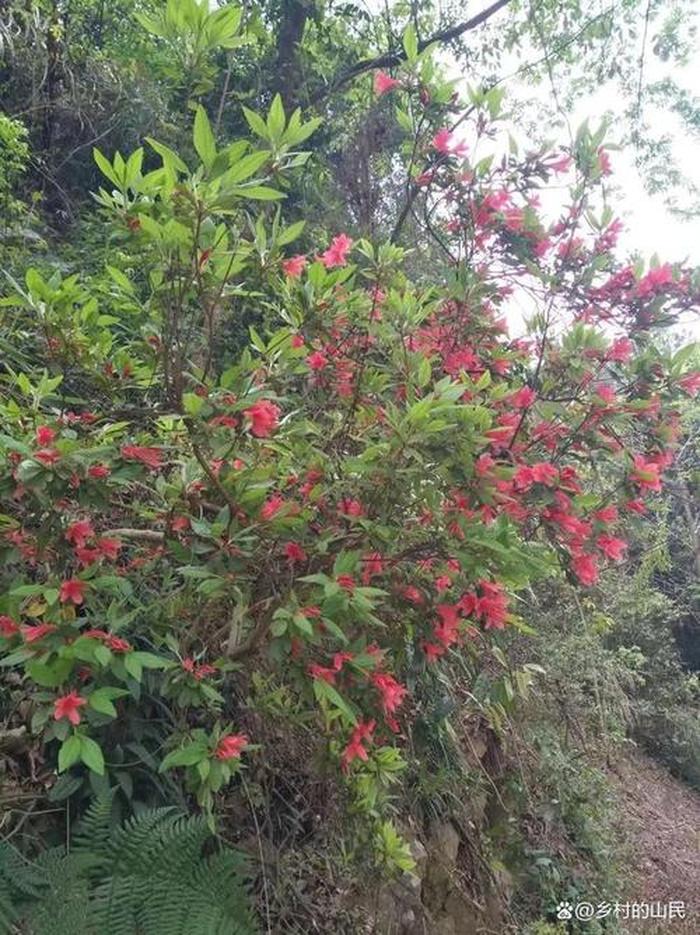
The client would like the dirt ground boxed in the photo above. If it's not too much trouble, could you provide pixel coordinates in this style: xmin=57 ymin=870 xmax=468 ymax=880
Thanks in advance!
xmin=610 ymin=749 xmax=700 ymax=934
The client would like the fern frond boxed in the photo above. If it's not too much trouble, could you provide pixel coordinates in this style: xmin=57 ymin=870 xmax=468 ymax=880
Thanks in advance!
xmin=1 ymin=803 xmax=259 ymax=935
xmin=72 ymin=791 xmax=117 ymax=860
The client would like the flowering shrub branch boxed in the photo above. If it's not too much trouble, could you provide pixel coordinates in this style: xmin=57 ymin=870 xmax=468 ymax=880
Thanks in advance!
xmin=1 ymin=34 xmax=698 ymax=867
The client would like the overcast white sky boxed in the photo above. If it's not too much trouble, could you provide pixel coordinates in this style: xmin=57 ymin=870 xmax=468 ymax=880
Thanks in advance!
xmin=530 ymin=63 xmax=700 ymax=269
xmin=442 ymin=2 xmax=700 ymax=334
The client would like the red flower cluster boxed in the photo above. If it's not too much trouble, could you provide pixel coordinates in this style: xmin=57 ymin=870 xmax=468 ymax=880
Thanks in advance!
xmin=214 ymin=733 xmax=248 ymax=760
xmin=54 ymin=691 xmax=87 ymax=725
xmin=245 ymin=399 xmax=280 ymax=438
xmin=182 ymin=657 xmax=217 ymax=680
xmin=341 ymin=719 xmax=375 ymax=770
xmin=121 ymin=445 xmax=163 ymax=469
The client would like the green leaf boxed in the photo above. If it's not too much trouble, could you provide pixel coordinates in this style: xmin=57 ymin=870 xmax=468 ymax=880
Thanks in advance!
xmin=124 ymin=654 xmax=142 ymax=681
xmin=94 ymin=644 xmax=111 ymax=667
xmin=88 ymin=689 xmax=118 ymax=717
xmin=417 ymin=356 xmax=432 ymax=387
xmin=277 ymin=220 xmax=305 ymax=246
xmin=235 ymin=185 xmax=284 ymax=201
xmin=80 ymin=736 xmax=105 ymax=775
xmin=49 ymin=772 xmax=83 ymax=801
xmin=242 ymin=107 xmax=269 ymax=141
xmin=107 ymin=266 xmax=135 ymax=293
xmin=132 ymin=651 xmax=168 ymax=669
xmin=0 ymin=648 xmax=32 ymax=667
xmin=266 ymin=94 xmax=286 ymax=141
xmin=27 ymin=658 xmax=73 ymax=687
xmin=222 ymin=151 xmax=270 ymax=185
xmin=58 ymin=735 xmax=82 ymax=772
xmin=146 ymin=137 xmax=189 ymax=173
xmin=193 ymin=106 xmax=216 ymax=169
xmin=313 ymin=679 xmax=357 ymax=725
xmin=403 ymin=24 xmax=418 ymax=62
xmin=183 ymin=392 xmax=204 ymax=416
xmin=160 ymin=743 xmax=208 ymax=771
xmin=93 ymin=148 xmax=120 ymax=187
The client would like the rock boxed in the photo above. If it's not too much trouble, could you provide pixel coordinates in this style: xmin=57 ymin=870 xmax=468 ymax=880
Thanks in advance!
xmin=429 ymin=820 xmax=460 ymax=866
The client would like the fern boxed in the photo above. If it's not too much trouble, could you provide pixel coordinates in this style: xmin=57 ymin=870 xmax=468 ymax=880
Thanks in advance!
xmin=0 ymin=800 xmax=257 ymax=935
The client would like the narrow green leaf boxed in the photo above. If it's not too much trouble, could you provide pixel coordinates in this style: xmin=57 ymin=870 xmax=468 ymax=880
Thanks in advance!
xmin=193 ymin=106 xmax=216 ymax=169
xmin=80 ymin=736 xmax=105 ymax=775
xmin=58 ymin=735 xmax=82 ymax=772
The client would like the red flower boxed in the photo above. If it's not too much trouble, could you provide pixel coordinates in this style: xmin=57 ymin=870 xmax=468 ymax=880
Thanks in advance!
xmin=571 ymin=552 xmax=599 ymax=586
xmin=35 ymin=448 xmax=61 ymax=467
xmin=65 ymin=520 xmax=95 ymax=548
xmin=106 ymin=635 xmax=132 ymax=653
xmin=337 ymin=574 xmax=355 ymax=592
xmin=282 ymin=254 xmax=307 ymax=278
xmin=475 ymin=454 xmax=495 ymax=476
xmin=306 ymin=350 xmax=329 ymax=371
xmin=0 ymin=615 xmax=20 ymax=637
xmin=121 ymin=445 xmax=163 ymax=469
xmin=284 ymin=541 xmax=307 ymax=563
xmin=607 ymin=337 xmax=633 ymax=362
xmin=309 ymin=663 xmax=337 ymax=684
xmin=338 ymin=498 xmax=364 ymax=517
xmin=290 ymin=334 xmax=305 ymax=349
xmin=679 ymin=372 xmax=700 ymax=396
xmin=597 ymin=535 xmax=627 ymax=562
xmin=36 ymin=425 xmax=56 ymax=446
xmin=320 ymin=234 xmax=353 ymax=269
xmin=361 ymin=552 xmax=384 ymax=585
xmin=76 ymin=547 xmax=102 ymax=566
xmin=88 ymin=463 xmax=111 ymax=479
xmin=477 ymin=580 xmax=509 ymax=630
xmin=333 ymin=652 xmax=353 ymax=671
xmin=431 ymin=128 xmax=468 ymax=157
xmin=84 ymin=628 xmax=109 ymax=640
xmin=341 ymin=719 xmax=375 ymax=770
xmin=214 ymin=733 xmax=249 ymax=760
xmin=22 ymin=623 xmax=57 ymax=643
xmin=59 ymin=578 xmax=88 ymax=605
xmin=434 ymin=603 xmax=461 ymax=647
xmin=97 ymin=537 xmax=121 ymax=561
xmin=594 ymin=505 xmax=618 ymax=525
xmin=53 ymin=692 xmax=88 ymax=726
xmin=245 ymin=399 xmax=281 ymax=438
xmin=374 ymin=71 xmax=400 ymax=95
xmin=435 ymin=574 xmax=452 ymax=592
xmin=260 ymin=493 xmax=286 ymax=521
xmin=531 ymin=462 xmax=558 ymax=485
xmin=371 ymin=672 xmax=407 ymax=716
xmin=546 ymin=153 xmax=573 ymax=174
xmin=403 ymin=585 xmax=424 ymax=605
xmin=630 ymin=455 xmax=662 ymax=493
xmin=512 ymin=386 xmax=536 ymax=408
xmin=422 ymin=641 xmax=444 ymax=663
xmin=194 ymin=663 xmax=216 ymax=681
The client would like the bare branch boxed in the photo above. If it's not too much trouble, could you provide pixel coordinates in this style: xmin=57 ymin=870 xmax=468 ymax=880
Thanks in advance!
xmin=311 ymin=0 xmax=513 ymax=103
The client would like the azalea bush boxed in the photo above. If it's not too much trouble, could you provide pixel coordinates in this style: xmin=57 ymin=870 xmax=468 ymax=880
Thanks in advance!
xmin=1 ymin=14 xmax=698 ymax=875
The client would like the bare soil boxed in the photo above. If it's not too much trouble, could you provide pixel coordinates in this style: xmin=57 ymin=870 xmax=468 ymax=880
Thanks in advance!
xmin=610 ymin=749 xmax=699 ymax=933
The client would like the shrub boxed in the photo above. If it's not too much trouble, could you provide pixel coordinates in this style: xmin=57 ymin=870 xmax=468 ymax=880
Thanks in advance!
xmin=0 ymin=14 xmax=698 ymax=880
